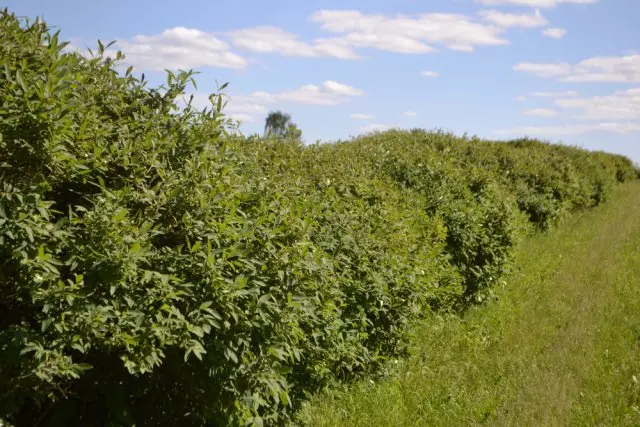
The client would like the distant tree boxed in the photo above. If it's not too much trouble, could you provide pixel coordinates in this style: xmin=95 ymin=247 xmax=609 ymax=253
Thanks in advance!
xmin=264 ymin=110 xmax=291 ymax=137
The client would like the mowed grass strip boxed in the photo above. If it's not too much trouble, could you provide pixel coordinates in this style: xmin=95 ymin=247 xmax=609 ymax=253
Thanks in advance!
xmin=298 ymin=182 xmax=640 ymax=427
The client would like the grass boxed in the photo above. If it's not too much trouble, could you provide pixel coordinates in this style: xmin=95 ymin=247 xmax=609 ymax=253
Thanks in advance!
xmin=298 ymin=181 xmax=640 ymax=426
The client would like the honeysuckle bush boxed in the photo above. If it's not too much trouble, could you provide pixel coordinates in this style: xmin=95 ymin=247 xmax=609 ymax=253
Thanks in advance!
xmin=1 ymin=10 xmax=638 ymax=426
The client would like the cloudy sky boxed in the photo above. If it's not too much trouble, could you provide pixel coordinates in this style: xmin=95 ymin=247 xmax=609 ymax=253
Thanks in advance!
xmin=7 ymin=0 xmax=640 ymax=162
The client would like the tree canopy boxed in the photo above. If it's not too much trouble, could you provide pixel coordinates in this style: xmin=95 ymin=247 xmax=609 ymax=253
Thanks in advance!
xmin=264 ymin=110 xmax=291 ymax=136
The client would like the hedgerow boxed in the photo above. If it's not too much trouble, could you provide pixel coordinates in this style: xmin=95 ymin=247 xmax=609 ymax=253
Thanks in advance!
xmin=1 ymin=10 xmax=638 ymax=426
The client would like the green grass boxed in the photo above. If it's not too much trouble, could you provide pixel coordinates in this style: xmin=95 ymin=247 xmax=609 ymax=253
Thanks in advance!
xmin=298 ymin=181 xmax=640 ymax=426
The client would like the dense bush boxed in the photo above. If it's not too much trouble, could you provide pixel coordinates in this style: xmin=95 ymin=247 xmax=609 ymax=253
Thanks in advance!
xmin=1 ymin=11 xmax=637 ymax=426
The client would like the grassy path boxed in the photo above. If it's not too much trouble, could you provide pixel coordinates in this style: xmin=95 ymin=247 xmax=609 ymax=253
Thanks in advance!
xmin=299 ymin=182 xmax=640 ymax=426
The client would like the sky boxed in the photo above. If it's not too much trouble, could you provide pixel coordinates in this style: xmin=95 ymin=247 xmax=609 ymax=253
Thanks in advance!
xmin=5 ymin=0 xmax=640 ymax=163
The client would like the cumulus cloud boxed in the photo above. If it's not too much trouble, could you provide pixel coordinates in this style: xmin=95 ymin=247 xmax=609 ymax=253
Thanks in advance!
xmin=227 ymin=8 xmax=562 ymax=60
xmin=109 ymin=27 xmax=247 ymax=70
xmin=224 ymin=97 xmax=269 ymax=121
xmin=186 ymin=93 xmax=267 ymax=122
xmin=566 ymin=55 xmax=640 ymax=82
xmin=513 ymin=62 xmax=573 ymax=77
xmin=262 ymin=80 xmax=362 ymax=104
xmin=248 ymin=82 xmax=363 ymax=106
xmin=514 ymin=54 xmax=640 ymax=82
xmin=555 ymin=88 xmax=640 ymax=120
xmin=542 ymin=28 xmax=567 ymax=39
xmin=531 ymin=90 xmax=579 ymax=97
xmin=500 ymin=88 xmax=640 ymax=137
xmin=494 ymin=122 xmax=640 ymax=136
xmin=323 ymin=32 xmax=435 ymax=54
xmin=515 ymin=91 xmax=578 ymax=101
xmin=478 ymin=9 xmax=548 ymax=28
xmin=192 ymin=80 xmax=364 ymax=122
xmin=523 ymin=108 xmax=560 ymax=117
xmin=322 ymin=80 xmax=363 ymax=96
xmin=421 ymin=71 xmax=439 ymax=78
xmin=476 ymin=0 xmax=597 ymax=8
xmin=309 ymin=10 xmax=510 ymax=54
xmin=512 ymin=88 xmax=640 ymax=123
xmin=228 ymin=26 xmax=360 ymax=59
xmin=350 ymin=113 xmax=375 ymax=120
xmin=227 ymin=113 xmax=255 ymax=123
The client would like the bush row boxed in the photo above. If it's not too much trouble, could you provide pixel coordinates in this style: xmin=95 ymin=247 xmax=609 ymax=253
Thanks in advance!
xmin=1 ymin=11 xmax=637 ymax=426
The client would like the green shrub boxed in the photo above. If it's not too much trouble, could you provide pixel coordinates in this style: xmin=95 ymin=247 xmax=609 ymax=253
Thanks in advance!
xmin=0 ymin=12 xmax=452 ymax=425
xmin=0 ymin=10 xmax=637 ymax=426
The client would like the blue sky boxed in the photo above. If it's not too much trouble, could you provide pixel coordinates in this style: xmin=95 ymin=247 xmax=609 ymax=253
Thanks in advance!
xmin=6 ymin=0 xmax=640 ymax=162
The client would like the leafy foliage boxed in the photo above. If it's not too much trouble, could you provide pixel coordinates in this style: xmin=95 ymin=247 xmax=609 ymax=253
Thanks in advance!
xmin=0 ymin=10 xmax=637 ymax=426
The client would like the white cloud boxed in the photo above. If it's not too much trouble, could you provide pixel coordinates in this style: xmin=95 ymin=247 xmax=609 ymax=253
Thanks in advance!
xmin=329 ymin=32 xmax=436 ymax=54
xmin=402 ymin=111 xmax=418 ymax=117
xmin=555 ymin=88 xmax=640 ymax=120
xmin=567 ymin=55 xmax=640 ymax=82
xmin=351 ymin=113 xmax=376 ymax=120
xmin=229 ymin=113 xmax=255 ymax=123
xmin=513 ymin=62 xmax=573 ymax=77
xmin=523 ymin=108 xmax=560 ymax=117
xmin=260 ymin=81 xmax=363 ymax=105
xmin=515 ymin=91 xmax=578 ymax=101
xmin=478 ymin=9 xmax=548 ymax=28
xmin=531 ymin=90 xmax=579 ymax=97
xmin=225 ymin=97 xmax=269 ymax=117
xmin=359 ymin=123 xmax=393 ymax=133
xmin=228 ymin=26 xmax=360 ymax=59
xmin=313 ymin=38 xmax=363 ymax=59
xmin=449 ymin=44 xmax=475 ymax=52
xmin=323 ymin=80 xmax=363 ymax=96
xmin=510 ymin=88 xmax=640 ymax=132
xmin=109 ymin=27 xmax=247 ymax=70
xmin=542 ymin=28 xmax=567 ymax=39
xmin=421 ymin=71 xmax=439 ymax=78
xmin=189 ymin=80 xmax=363 ymax=122
xmin=309 ymin=10 xmax=510 ymax=54
xmin=476 ymin=0 xmax=597 ymax=8
xmin=494 ymin=122 xmax=640 ymax=136
xmin=187 ymin=93 xmax=267 ymax=123
xmin=515 ymin=54 xmax=640 ymax=82
xmin=227 ymin=8 xmax=558 ymax=62
xmin=498 ymin=88 xmax=640 ymax=137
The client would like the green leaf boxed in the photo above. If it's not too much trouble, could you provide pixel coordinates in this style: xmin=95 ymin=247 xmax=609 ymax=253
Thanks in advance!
xmin=113 ymin=209 xmax=127 ymax=222
xmin=130 ymin=241 xmax=141 ymax=254
xmin=224 ymin=348 xmax=238 ymax=364
xmin=190 ymin=241 xmax=201 ymax=253
xmin=75 ymin=363 xmax=93 ymax=372
xmin=15 ymin=69 xmax=27 ymax=92
xmin=24 ymin=226 xmax=33 ymax=243
xmin=190 ymin=326 xmax=204 ymax=338
xmin=258 ymin=294 xmax=271 ymax=306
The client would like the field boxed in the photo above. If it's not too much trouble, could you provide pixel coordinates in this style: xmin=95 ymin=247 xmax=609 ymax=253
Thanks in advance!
xmin=1 ymin=10 xmax=639 ymax=426
xmin=299 ymin=181 xmax=640 ymax=426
